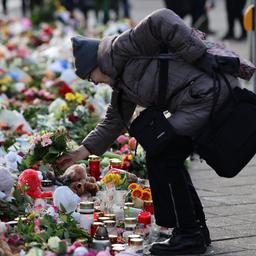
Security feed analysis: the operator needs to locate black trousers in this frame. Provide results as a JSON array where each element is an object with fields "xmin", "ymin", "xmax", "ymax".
[
  {"xmin": 146, "ymin": 135, "xmax": 205, "ymax": 229},
  {"xmin": 225, "ymin": 0, "xmax": 246, "ymax": 35}
]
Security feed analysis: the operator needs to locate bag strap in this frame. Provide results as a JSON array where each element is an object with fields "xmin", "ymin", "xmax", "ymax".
[
  {"xmin": 117, "ymin": 44, "xmax": 169, "ymax": 125},
  {"xmin": 157, "ymin": 45, "xmax": 169, "ymax": 109}
]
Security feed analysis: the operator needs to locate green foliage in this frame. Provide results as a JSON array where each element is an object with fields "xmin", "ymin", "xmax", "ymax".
[
  {"xmin": 128, "ymin": 153, "xmax": 147, "ymax": 179},
  {"xmin": 23, "ymin": 105, "xmax": 49, "ymax": 129},
  {"xmin": 0, "ymin": 186, "xmax": 33, "ymax": 221},
  {"xmin": 66, "ymin": 108, "xmax": 99, "ymax": 144},
  {"xmin": 31, "ymin": 0, "xmax": 56, "ymax": 26},
  {"xmin": 15, "ymin": 213, "xmax": 91, "ymax": 250}
]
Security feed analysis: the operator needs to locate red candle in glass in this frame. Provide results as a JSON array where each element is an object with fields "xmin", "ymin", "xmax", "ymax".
[
  {"xmin": 143, "ymin": 200, "xmax": 154, "ymax": 215},
  {"xmin": 109, "ymin": 158, "xmax": 122, "ymax": 170},
  {"xmin": 91, "ymin": 222, "xmax": 104, "ymax": 237},
  {"xmin": 138, "ymin": 211, "xmax": 151, "ymax": 226},
  {"xmin": 88, "ymin": 155, "xmax": 101, "ymax": 181}
]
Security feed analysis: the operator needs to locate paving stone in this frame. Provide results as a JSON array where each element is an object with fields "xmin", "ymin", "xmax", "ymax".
[
  {"xmin": 213, "ymin": 237, "xmax": 256, "ymax": 250},
  {"xmin": 204, "ymin": 204, "xmax": 256, "ymax": 217},
  {"xmin": 206, "ymin": 215, "xmax": 252, "ymax": 228},
  {"xmin": 223, "ymin": 223, "xmax": 256, "ymax": 237},
  {"xmin": 218, "ymin": 250, "xmax": 256, "ymax": 256}
]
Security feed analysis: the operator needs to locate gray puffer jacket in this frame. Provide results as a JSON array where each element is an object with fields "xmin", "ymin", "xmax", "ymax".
[{"xmin": 81, "ymin": 8, "xmax": 239, "ymax": 155}]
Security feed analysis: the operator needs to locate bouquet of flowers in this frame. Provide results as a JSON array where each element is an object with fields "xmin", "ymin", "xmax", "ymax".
[
  {"xmin": 19, "ymin": 127, "xmax": 70, "ymax": 172},
  {"xmin": 101, "ymin": 169, "xmax": 138, "ymax": 190}
]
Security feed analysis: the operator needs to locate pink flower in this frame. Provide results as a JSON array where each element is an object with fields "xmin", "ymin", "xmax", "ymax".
[
  {"xmin": 32, "ymin": 134, "xmax": 41, "ymax": 145},
  {"xmin": 120, "ymin": 144, "xmax": 129, "ymax": 153},
  {"xmin": 117, "ymin": 135, "xmax": 129, "ymax": 144},
  {"xmin": 34, "ymin": 218, "xmax": 41, "ymax": 233},
  {"xmin": 41, "ymin": 134, "xmax": 52, "ymax": 147}
]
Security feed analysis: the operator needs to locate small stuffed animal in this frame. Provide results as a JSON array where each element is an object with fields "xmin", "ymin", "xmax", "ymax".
[
  {"xmin": 60, "ymin": 164, "xmax": 99, "ymax": 196},
  {"xmin": 0, "ymin": 166, "xmax": 14, "ymax": 201},
  {"xmin": 18, "ymin": 169, "xmax": 52, "ymax": 198}
]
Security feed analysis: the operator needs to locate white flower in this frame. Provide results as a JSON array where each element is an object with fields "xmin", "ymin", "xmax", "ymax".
[{"xmin": 48, "ymin": 236, "xmax": 61, "ymax": 252}]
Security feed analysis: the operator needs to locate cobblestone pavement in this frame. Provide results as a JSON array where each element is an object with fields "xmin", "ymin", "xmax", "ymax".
[{"xmin": 188, "ymin": 156, "xmax": 256, "ymax": 255}]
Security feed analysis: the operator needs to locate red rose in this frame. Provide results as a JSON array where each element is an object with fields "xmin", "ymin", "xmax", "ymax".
[
  {"xmin": 68, "ymin": 114, "xmax": 79, "ymax": 123},
  {"xmin": 57, "ymin": 81, "xmax": 73, "ymax": 96}
]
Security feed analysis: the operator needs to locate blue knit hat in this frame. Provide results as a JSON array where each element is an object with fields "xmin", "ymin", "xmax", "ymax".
[{"xmin": 71, "ymin": 36, "xmax": 100, "ymax": 80}]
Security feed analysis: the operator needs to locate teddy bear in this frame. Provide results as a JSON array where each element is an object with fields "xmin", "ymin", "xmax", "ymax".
[
  {"xmin": 59, "ymin": 164, "xmax": 99, "ymax": 196},
  {"xmin": 17, "ymin": 169, "xmax": 52, "ymax": 198},
  {"xmin": 0, "ymin": 166, "xmax": 14, "ymax": 201}
]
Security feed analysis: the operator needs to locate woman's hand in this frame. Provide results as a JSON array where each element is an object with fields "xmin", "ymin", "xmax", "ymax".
[{"xmin": 55, "ymin": 145, "xmax": 91, "ymax": 171}]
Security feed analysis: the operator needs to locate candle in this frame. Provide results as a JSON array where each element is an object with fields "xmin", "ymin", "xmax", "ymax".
[
  {"xmin": 88, "ymin": 155, "xmax": 101, "ymax": 181},
  {"xmin": 137, "ymin": 211, "xmax": 151, "ymax": 227},
  {"xmin": 143, "ymin": 200, "xmax": 154, "ymax": 214},
  {"xmin": 91, "ymin": 222, "xmax": 104, "ymax": 238},
  {"xmin": 109, "ymin": 158, "xmax": 122, "ymax": 170}
]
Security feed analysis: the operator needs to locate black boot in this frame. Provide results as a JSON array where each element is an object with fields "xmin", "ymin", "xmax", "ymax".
[
  {"xmin": 150, "ymin": 227, "xmax": 207, "ymax": 255},
  {"xmin": 200, "ymin": 222, "xmax": 211, "ymax": 246}
]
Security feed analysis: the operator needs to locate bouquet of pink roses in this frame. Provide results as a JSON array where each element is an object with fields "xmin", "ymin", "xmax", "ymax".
[{"xmin": 19, "ymin": 127, "xmax": 70, "ymax": 172}]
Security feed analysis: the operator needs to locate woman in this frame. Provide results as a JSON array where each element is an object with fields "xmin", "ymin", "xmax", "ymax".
[{"xmin": 57, "ymin": 9, "xmax": 239, "ymax": 255}]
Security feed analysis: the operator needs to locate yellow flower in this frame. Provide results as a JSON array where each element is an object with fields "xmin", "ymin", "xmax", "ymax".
[
  {"xmin": 127, "ymin": 154, "xmax": 133, "ymax": 161},
  {"xmin": 65, "ymin": 92, "xmax": 76, "ymax": 101},
  {"xmin": 75, "ymin": 93, "xmax": 85, "ymax": 104},
  {"xmin": 60, "ymin": 103, "xmax": 69, "ymax": 112},
  {"xmin": 0, "ymin": 76, "xmax": 12, "ymax": 85},
  {"xmin": 112, "ymin": 174, "xmax": 121, "ymax": 186},
  {"xmin": 102, "ymin": 173, "xmax": 113, "ymax": 184}
]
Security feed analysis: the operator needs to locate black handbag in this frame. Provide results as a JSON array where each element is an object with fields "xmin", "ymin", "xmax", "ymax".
[
  {"xmin": 195, "ymin": 73, "xmax": 256, "ymax": 178},
  {"xmin": 117, "ymin": 47, "xmax": 176, "ymax": 155}
]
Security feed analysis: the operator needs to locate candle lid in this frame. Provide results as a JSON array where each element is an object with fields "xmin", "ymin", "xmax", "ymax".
[
  {"xmin": 104, "ymin": 213, "xmax": 116, "ymax": 220},
  {"xmin": 103, "ymin": 220, "xmax": 116, "ymax": 227},
  {"xmin": 89, "ymin": 155, "xmax": 100, "ymax": 161},
  {"xmin": 41, "ymin": 179, "xmax": 53, "ymax": 187},
  {"xmin": 92, "ymin": 222, "xmax": 104, "ymax": 227},
  {"xmin": 130, "ymin": 238, "xmax": 143, "ymax": 246},
  {"xmin": 109, "ymin": 158, "xmax": 122, "ymax": 165},
  {"xmin": 112, "ymin": 244, "xmax": 125, "ymax": 248},
  {"xmin": 98, "ymin": 216, "xmax": 111, "ymax": 222},
  {"xmin": 124, "ymin": 202, "xmax": 134, "ymax": 207},
  {"xmin": 128, "ymin": 234, "xmax": 141, "ymax": 240},
  {"xmin": 144, "ymin": 200, "xmax": 153, "ymax": 206},
  {"xmin": 124, "ymin": 217, "xmax": 137, "ymax": 225},
  {"xmin": 80, "ymin": 201, "xmax": 94, "ymax": 210}
]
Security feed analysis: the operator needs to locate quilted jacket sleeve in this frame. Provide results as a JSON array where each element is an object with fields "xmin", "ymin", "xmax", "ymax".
[
  {"xmin": 111, "ymin": 8, "xmax": 207, "ymax": 76},
  {"xmin": 82, "ymin": 90, "xmax": 136, "ymax": 156}
]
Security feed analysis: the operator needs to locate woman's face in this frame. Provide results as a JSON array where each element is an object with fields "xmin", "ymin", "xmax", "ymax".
[{"xmin": 88, "ymin": 67, "xmax": 111, "ymax": 85}]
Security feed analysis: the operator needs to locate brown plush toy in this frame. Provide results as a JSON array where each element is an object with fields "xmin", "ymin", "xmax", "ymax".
[{"xmin": 60, "ymin": 164, "xmax": 99, "ymax": 196}]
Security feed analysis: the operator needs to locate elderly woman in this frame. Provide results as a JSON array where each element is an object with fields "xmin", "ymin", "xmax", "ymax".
[{"xmin": 57, "ymin": 9, "xmax": 239, "ymax": 255}]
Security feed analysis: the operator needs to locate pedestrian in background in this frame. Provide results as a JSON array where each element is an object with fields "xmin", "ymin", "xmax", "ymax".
[
  {"xmin": 222, "ymin": 0, "xmax": 247, "ymax": 40},
  {"xmin": 1, "ymin": 0, "xmax": 7, "ymax": 15},
  {"xmin": 163, "ymin": 0, "xmax": 215, "ymax": 34}
]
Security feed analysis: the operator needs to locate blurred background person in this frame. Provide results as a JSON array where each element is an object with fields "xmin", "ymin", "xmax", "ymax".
[
  {"xmin": 163, "ymin": 0, "xmax": 191, "ymax": 19},
  {"xmin": 163, "ymin": 0, "xmax": 215, "ymax": 34},
  {"xmin": 1, "ymin": 0, "xmax": 7, "ymax": 15},
  {"xmin": 21, "ymin": 0, "xmax": 43, "ymax": 16},
  {"xmin": 222, "ymin": 0, "xmax": 247, "ymax": 40}
]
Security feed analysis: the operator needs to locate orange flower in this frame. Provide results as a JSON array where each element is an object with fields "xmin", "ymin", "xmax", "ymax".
[
  {"xmin": 128, "ymin": 183, "xmax": 139, "ymax": 191},
  {"xmin": 143, "ymin": 188, "xmax": 151, "ymax": 193},
  {"xmin": 131, "ymin": 188, "xmax": 143, "ymax": 199},
  {"xmin": 140, "ymin": 190, "xmax": 152, "ymax": 201}
]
